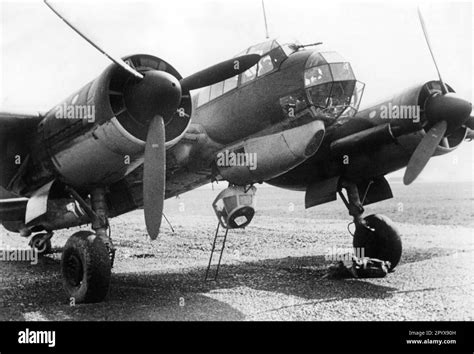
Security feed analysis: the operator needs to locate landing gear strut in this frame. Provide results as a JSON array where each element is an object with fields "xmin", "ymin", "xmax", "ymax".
[
  {"xmin": 338, "ymin": 180, "xmax": 402, "ymax": 270},
  {"xmin": 61, "ymin": 187, "xmax": 114, "ymax": 303},
  {"xmin": 29, "ymin": 232, "xmax": 53, "ymax": 255}
]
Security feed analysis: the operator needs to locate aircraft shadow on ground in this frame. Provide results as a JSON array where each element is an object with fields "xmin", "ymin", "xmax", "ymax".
[{"xmin": 2, "ymin": 245, "xmax": 458, "ymax": 321}]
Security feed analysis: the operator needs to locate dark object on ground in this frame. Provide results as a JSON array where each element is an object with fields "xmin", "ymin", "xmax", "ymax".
[{"xmin": 327, "ymin": 257, "xmax": 391, "ymax": 279}]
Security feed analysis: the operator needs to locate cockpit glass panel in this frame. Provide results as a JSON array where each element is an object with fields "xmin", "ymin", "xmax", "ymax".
[
  {"xmin": 321, "ymin": 105, "xmax": 347, "ymax": 118},
  {"xmin": 237, "ymin": 39, "xmax": 291, "ymax": 58},
  {"xmin": 307, "ymin": 83, "xmax": 333, "ymax": 108},
  {"xmin": 223, "ymin": 75, "xmax": 238, "ymax": 93},
  {"xmin": 305, "ymin": 52, "xmax": 327, "ymax": 68},
  {"xmin": 303, "ymin": 48, "xmax": 364, "ymax": 119},
  {"xmin": 321, "ymin": 51, "xmax": 346, "ymax": 63},
  {"xmin": 209, "ymin": 81, "xmax": 224, "ymax": 101},
  {"xmin": 330, "ymin": 81, "xmax": 355, "ymax": 107},
  {"xmin": 304, "ymin": 65, "xmax": 332, "ymax": 87},
  {"xmin": 350, "ymin": 81, "xmax": 365, "ymax": 110},
  {"xmin": 196, "ymin": 86, "xmax": 210, "ymax": 107},
  {"xmin": 247, "ymin": 40, "xmax": 274, "ymax": 55},
  {"xmin": 341, "ymin": 107, "xmax": 358, "ymax": 118},
  {"xmin": 258, "ymin": 55, "xmax": 274, "ymax": 76},
  {"xmin": 270, "ymin": 46, "xmax": 287, "ymax": 68},
  {"xmin": 306, "ymin": 80, "xmax": 364, "ymax": 119},
  {"xmin": 280, "ymin": 44, "xmax": 294, "ymax": 56},
  {"xmin": 330, "ymin": 63, "xmax": 355, "ymax": 81},
  {"xmin": 241, "ymin": 65, "xmax": 257, "ymax": 84}
]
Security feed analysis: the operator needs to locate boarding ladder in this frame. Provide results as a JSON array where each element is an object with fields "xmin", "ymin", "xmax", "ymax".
[{"xmin": 205, "ymin": 222, "xmax": 230, "ymax": 281}]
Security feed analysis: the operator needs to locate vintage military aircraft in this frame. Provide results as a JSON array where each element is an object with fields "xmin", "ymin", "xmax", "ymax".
[{"xmin": 0, "ymin": 1, "xmax": 472, "ymax": 303}]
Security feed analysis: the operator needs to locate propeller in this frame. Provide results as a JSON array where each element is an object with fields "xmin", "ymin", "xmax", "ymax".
[
  {"xmin": 180, "ymin": 54, "xmax": 261, "ymax": 91},
  {"xmin": 44, "ymin": 0, "xmax": 261, "ymax": 239},
  {"xmin": 44, "ymin": 0, "xmax": 143, "ymax": 80},
  {"xmin": 403, "ymin": 8, "xmax": 472, "ymax": 185},
  {"xmin": 143, "ymin": 117, "xmax": 166, "ymax": 239},
  {"xmin": 403, "ymin": 121, "xmax": 447, "ymax": 185},
  {"xmin": 416, "ymin": 8, "xmax": 448, "ymax": 95}
]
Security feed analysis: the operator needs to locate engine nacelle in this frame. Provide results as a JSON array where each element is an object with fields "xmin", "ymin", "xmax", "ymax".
[
  {"xmin": 355, "ymin": 81, "xmax": 466, "ymax": 155},
  {"xmin": 214, "ymin": 120, "xmax": 325, "ymax": 185},
  {"xmin": 35, "ymin": 54, "xmax": 192, "ymax": 188}
]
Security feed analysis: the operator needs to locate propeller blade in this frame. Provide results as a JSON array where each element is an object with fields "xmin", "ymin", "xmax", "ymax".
[
  {"xmin": 440, "ymin": 137, "xmax": 449, "ymax": 148},
  {"xmin": 180, "ymin": 54, "xmax": 261, "ymax": 91},
  {"xmin": 417, "ymin": 7, "xmax": 448, "ymax": 94},
  {"xmin": 143, "ymin": 116, "xmax": 166, "ymax": 240},
  {"xmin": 44, "ymin": 0, "xmax": 143, "ymax": 80},
  {"xmin": 403, "ymin": 120, "xmax": 447, "ymax": 185}
]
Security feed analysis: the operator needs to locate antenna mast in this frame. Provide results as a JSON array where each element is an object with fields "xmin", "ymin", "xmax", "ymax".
[{"xmin": 261, "ymin": 0, "xmax": 270, "ymax": 39}]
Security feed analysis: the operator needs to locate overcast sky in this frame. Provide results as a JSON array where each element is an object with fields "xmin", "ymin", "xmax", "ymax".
[{"xmin": 0, "ymin": 0, "xmax": 472, "ymax": 182}]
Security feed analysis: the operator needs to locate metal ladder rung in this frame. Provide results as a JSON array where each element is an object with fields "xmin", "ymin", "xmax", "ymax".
[{"xmin": 205, "ymin": 223, "xmax": 229, "ymax": 281}]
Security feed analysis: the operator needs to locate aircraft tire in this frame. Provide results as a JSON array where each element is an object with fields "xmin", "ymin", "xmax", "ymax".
[
  {"xmin": 30, "ymin": 233, "xmax": 52, "ymax": 255},
  {"xmin": 353, "ymin": 214, "xmax": 402, "ymax": 270},
  {"xmin": 61, "ymin": 231, "xmax": 111, "ymax": 303}
]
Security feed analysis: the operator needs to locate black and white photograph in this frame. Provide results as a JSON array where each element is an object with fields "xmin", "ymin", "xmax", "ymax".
[{"xmin": 0, "ymin": 0, "xmax": 472, "ymax": 352}]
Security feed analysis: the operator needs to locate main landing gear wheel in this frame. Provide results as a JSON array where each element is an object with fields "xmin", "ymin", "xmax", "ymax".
[
  {"xmin": 61, "ymin": 230, "xmax": 111, "ymax": 303},
  {"xmin": 29, "ymin": 233, "xmax": 52, "ymax": 255},
  {"xmin": 353, "ymin": 214, "xmax": 402, "ymax": 270}
]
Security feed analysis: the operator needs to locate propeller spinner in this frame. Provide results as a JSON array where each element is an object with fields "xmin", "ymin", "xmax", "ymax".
[{"xmin": 44, "ymin": 0, "xmax": 261, "ymax": 239}]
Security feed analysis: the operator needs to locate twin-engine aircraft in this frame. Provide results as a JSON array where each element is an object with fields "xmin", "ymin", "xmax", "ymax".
[{"xmin": 0, "ymin": 2, "xmax": 472, "ymax": 303}]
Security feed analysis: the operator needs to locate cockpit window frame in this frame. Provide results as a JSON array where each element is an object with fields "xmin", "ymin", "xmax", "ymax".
[
  {"xmin": 329, "ymin": 63, "xmax": 355, "ymax": 82},
  {"xmin": 238, "ymin": 45, "xmax": 287, "ymax": 87},
  {"xmin": 196, "ymin": 39, "xmax": 291, "ymax": 108},
  {"xmin": 304, "ymin": 50, "xmax": 364, "ymax": 119},
  {"xmin": 320, "ymin": 51, "xmax": 346, "ymax": 64}
]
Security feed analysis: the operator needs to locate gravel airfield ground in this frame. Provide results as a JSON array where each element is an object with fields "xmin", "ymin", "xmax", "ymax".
[{"xmin": 0, "ymin": 182, "xmax": 472, "ymax": 321}]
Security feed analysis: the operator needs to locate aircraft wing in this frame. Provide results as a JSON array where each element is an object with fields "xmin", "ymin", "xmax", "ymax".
[
  {"xmin": 0, "ymin": 111, "xmax": 43, "ymax": 189},
  {"xmin": 0, "ymin": 184, "xmax": 26, "ymax": 221},
  {"xmin": 0, "ymin": 197, "xmax": 28, "ymax": 222},
  {"xmin": 0, "ymin": 111, "xmax": 43, "ymax": 133}
]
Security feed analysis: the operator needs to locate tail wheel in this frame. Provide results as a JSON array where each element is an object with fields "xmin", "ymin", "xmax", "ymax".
[
  {"xmin": 29, "ymin": 233, "xmax": 52, "ymax": 255},
  {"xmin": 61, "ymin": 231, "xmax": 111, "ymax": 303},
  {"xmin": 353, "ymin": 214, "xmax": 402, "ymax": 270}
]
